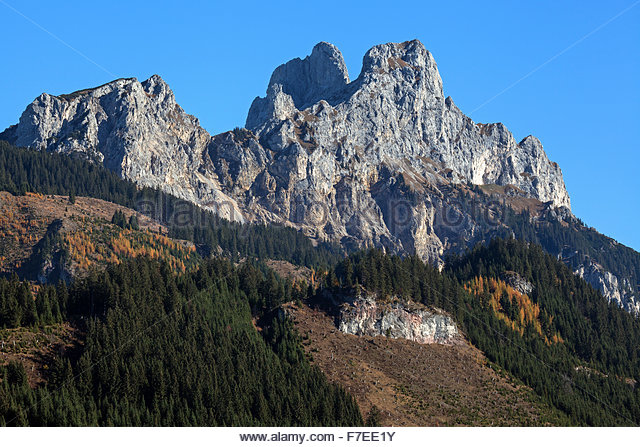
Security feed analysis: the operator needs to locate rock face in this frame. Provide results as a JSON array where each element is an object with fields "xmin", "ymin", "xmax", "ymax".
[
  {"xmin": 1, "ymin": 75, "xmax": 243, "ymax": 222},
  {"xmin": 248, "ymin": 40, "xmax": 569, "ymax": 203},
  {"xmin": 337, "ymin": 294, "xmax": 459, "ymax": 345},
  {"xmin": 500, "ymin": 271, "xmax": 534, "ymax": 295},
  {"xmin": 240, "ymin": 40, "xmax": 570, "ymax": 262},
  {"xmin": 575, "ymin": 260, "xmax": 640, "ymax": 315},
  {"xmin": 246, "ymin": 42, "xmax": 349, "ymax": 128}
]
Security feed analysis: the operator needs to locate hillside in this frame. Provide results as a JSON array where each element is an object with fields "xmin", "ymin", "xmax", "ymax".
[
  {"xmin": 2, "ymin": 228, "xmax": 640, "ymax": 425},
  {"xmin": 0, "ymin": 191, "xmax": 197, "ymax": 282},
  {"xmin": 0, "ymin": 258, "xmax": 362, "ymax": 426},
  {"xmin": 0, "ymin": 140, "xmax": 344, "ymax": 269},
  {"xmin": 321, "ymin": 242, "xmax": 640, "ymax": 425},
  {"xmin": 285, "ymin": 301, "xmax": 565, "ymax": 426}
]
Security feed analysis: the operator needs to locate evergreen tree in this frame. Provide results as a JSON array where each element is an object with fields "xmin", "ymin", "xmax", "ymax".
[{"xmin": 128, "ymin": 214, "xmax": 139, "ymax": 231}]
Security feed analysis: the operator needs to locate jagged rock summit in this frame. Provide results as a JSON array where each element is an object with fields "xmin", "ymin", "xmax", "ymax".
[
  {"xmin": 246, "ymin": 39, "xmax": 570, "ymax": 211},
  {"xmin": 247, "ymin": 42, "xmax": 349, "ymax": 128}
]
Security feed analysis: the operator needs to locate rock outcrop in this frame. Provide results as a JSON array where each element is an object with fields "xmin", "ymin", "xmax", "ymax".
[
  {"xmin": 500, "ymin": 271, "xmax": 534, "ymax": 295},
  {"xmin": 246, "ymin": 42, "xmax": 349, "ymax": 128},
  {"xmin": 337, "ymin": 294, "xmax": 459, "ymax": 345},
  {"xmin": 575, "ymin": 260, "xmax": 640, "ymax": 315}
]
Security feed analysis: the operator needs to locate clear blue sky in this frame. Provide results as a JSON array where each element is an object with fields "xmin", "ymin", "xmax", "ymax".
[{"xmin": 1, "ymin": 0, "xmax": 638, "ymax": 250}]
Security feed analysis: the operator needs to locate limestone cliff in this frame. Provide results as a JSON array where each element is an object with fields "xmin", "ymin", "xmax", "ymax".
[
  {"xmin": 240, "ymin": 40, "xmax": 570, "ymax": 262},
  {"xmin": 1, "ymin": 40, "xmax": 570, "ymax": 259},
  {"xmin": 575, "ymin": 260, "xmax": 640, "ymax": 315}
]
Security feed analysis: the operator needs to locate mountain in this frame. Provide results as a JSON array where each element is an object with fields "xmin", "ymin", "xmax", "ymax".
[
  {"xmin": 0, "ymin": 40, "xmax": 569, "ymax": 248},
  {"xmin": 4, "ymin": 39, "xmax": 640, "ymax": 428},
  {"xmin": 0, "ymin": 76, "xmax": 243, "ymax": 222},
  {"xmin": 0, "ymin": 142, "xmax": 567, "ymax": 427},
  {"xmin": 1, "ymin": 40, "xmax": 637, "ymax": 314}
]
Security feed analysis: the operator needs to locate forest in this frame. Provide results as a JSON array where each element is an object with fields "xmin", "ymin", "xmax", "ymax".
[
  {"xmin": 326, "ymin": 239, "xmax": 640, "ymax": 425},
  {"xmin": 500, "ymin": 206, "xmax": 640, "ymax": 302},
  {"xmin": 2, "ymin": 140, "xmax": 640, "ymax": 426},
  {"xmin": 5, "ymin": 238, "xmax": 638, "ymax": 425},
  {"xmin": 0, "ymin": 258, "xmax": 362, "ymax": 426}
]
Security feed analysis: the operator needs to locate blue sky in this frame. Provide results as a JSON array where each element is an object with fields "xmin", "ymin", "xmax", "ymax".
[{"xmin": 1, "ymin": 0, "xmax": 638, "ymax": 250}]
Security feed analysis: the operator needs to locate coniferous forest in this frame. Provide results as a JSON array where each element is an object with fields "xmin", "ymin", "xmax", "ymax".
[
  {"xmin": 0, "ymin": 258, "xmax": 362, "ymax": 426},
  {"xmin": 2, "ymin": 140, "xmax": 640, "ymax": 426},
  {"xmin": 0, "ymin": 141, "xmax": 343, "ymax": 268}
]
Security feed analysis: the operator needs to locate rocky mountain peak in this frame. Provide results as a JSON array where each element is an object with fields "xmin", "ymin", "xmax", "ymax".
[
  {"xmin": 54, "ymin": 77, "xmax": 137, "ymax": 100},
  {"xmin": 359, "ymin": 39, "xmax": 443, "ymax": 97},
  {"xmin": 246, "ymin": 42, "xmax": 349, "ymax": 129},
  {"xmin": 270, "ymin": 41, "xmax": 348, "ymax": 107},
  {"xmin": 0, "ymin": 75, "xmax": 244, "ymax": 222},
  {"xmin": 141, "ymin": 74, "xmax": 174, "ymax": 102},
  {"xmin": 6, "ymin": 76, "xmax": 185, "ymax": 154},
  {"xmin": 244, "ymin": 40, "xmax": 569, "ymax": 204}
]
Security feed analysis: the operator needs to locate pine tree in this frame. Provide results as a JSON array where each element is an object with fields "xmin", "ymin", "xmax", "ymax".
[{"xmin": 128, "ymin": 214, "xmax": 139, "ymax": 231}]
